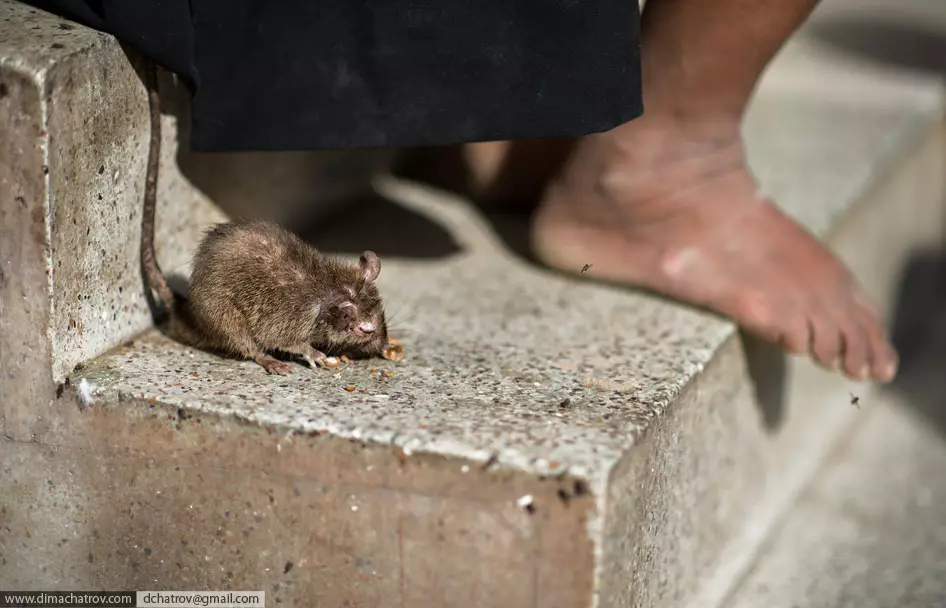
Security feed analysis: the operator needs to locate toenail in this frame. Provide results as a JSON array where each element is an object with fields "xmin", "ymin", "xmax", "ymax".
[
  {"xmin": 829, "ymin": 357, "xmax": 840, "ymax": 370},
  {"xmin": 883, "ymin": 362, "xmax": 898, "ymax": 381},
  {"xmin": 857, "ymin": 364, "xmax": 870, "ymax": 380}
]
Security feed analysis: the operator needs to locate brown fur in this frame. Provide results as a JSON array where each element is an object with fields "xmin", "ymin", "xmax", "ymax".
[
  {"xmin": 187, "ymin": 220, "xmax": 391, "ymax": 362},
  {"xmin": 138, "ymin": 59, "xmax": 394, "ymax": 374}
]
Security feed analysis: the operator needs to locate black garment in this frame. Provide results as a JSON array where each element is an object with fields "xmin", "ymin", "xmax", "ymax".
[{"xmin": 21, "ymin": 0, "xmax": 643, "ymax": 153}]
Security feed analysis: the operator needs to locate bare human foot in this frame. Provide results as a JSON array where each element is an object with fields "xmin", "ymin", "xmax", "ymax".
[
  {"xmin": 398, "ymin": 0, "xmax": 897, "ymax": 381},
  {"xmin": 530, "ymin": 116, "xmax": 898, "ymax": 382}
]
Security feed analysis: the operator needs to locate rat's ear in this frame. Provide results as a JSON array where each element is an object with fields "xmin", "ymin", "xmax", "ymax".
[{"xmin": 359, "ymin": 251, "xmax": 381, "ymax": 283}]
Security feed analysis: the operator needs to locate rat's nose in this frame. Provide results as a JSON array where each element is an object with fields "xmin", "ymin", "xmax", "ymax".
[{"xmin": 358, "ymin": 321, "xmax": 376, "ymax": 334}]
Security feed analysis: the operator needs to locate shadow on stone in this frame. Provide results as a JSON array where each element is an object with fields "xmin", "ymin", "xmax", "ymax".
[
  {"xmin": 121, "ymin": 50, "xmax": 461, "ymax": 262},
  {"xmin": 300, "ymin": 191, "xmax": 463, "ymax": 259},
  {"xmin": 808, "ymin": 18, "xmax": 946, "ymax": 75},
  {"xmin": 741, "ymin": 332, "xmax": 788, "ymax": 434},
  {"xmin": 392, "ymin": 142, "xmax": 569, "ymax": 264},
  {"xmin": 164, "ymin": 74, "xmax": 394, "ymax": 230},
  {"xmin": 887, "ymin": 249, "xmax": 946, "ymax": 440}
]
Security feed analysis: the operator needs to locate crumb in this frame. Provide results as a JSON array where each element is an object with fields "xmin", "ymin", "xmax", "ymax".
[
  {"xmin": 516, "ymin": 494, "xmax": 535, "ymax": 514},
  {"xmin": 369, "ymin": 369, "xmax": 378, "ymax": 375},
  {"xmin": 344, "ymin": 386, "xmax": 356, "ymax": 392},
  {"xmin": 382, "ymin": 342, "xmax": 404, "ymax": 362},
  {"xmin": 382, "ymin": 371, "xmax": 394, "ymax": 378},
  {"xmin": 76, "ymin": 378, "xmax": 95, "ymax": 407}
]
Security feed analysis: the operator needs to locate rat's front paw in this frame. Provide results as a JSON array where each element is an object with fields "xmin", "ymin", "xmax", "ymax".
[
  {"xmin": 302, "ymin": 346, "xmax": 339, "ymax": 369},
  {"xmin": 256, "ymin": 354, "xmax": 294, "ymax": 375},
  {"xmin": 311, "ymin": 355, "xmax": 341, "ymax": 369}
]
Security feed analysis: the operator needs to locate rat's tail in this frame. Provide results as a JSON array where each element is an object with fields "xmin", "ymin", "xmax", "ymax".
[{"xmin": 140, "ymin": 57, "xmax": 175, "ymax": 316}]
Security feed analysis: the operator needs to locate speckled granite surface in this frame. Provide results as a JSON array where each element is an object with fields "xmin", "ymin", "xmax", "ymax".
[
  {"xmin": 75, "ymin": 41, "xmax": 945, "ymax": 481},
  {"xmin": 77, "ymin": 231, "xmax": 729, "ymax": 485}
]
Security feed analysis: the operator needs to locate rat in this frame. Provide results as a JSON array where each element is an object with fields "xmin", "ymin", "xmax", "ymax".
[{"xmin": 138, "ymin": 58, "xmax": 403, "ymax": 374}]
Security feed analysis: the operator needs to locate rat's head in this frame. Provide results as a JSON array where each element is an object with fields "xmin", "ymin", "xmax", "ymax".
[{"xmin": 324, "ymin": 251, "xmax": 390, "ymax": 353}]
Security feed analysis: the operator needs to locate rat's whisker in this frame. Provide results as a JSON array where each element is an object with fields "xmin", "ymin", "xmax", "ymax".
[{"xmin": 385, "ymin": 304, "xmax": 417, "ymax": 328}]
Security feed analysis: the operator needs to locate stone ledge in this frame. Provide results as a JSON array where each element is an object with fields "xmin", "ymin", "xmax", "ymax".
[
  {"xmin": 0, "ymin": 0, "xmax": 396, "ymax": 395},
  {"xmin": 0, "ymin": 0, "xmax": 226, "ymax": 392},
  {"xmin": 65, "ymin": 86, "xmax": 946, "ymax": 603}
]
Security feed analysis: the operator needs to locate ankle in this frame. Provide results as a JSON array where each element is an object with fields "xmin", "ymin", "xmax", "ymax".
[
  {"xmin": 612, "ymin": 106, "xmax": 742, "ymax": 155},
  {"xmin": 574, "ymin": 113, "xmax": 748, "ymax": 223},
  {"xmin": 597, "ymin": 108, "xmax": 746, "ymax": 191}
]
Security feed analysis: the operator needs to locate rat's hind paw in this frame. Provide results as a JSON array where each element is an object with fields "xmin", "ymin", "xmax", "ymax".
[{"xmin": 255, "ymin": 354, "xmax": 294, "ymax": 375}]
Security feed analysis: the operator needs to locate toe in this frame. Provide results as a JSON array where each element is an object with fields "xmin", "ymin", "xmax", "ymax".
[
  {"xmin": 778, "ymin": 314, "xmax": 811, "ymax": 356},
  {"xmin": 839, "ymin": 317, "xmax": 870, "ymax": 381},
  {"xmin": 849, "ymin": 289, "xmax": 898, "ymax": 381},
  {"xmin": 808, "ymin": 312, "xmax": 843, "ymax": 370},
  {"xmin": 872, "ymin": 343, "xmax": 899, "ymax": 383},
  {"xmin": 862, "ymin": 313, "xmax": 898, "ymax": 382},
  {"xmin": 877, "ymin": 347, "xmax": 899, "ymax": 383},
  {"xmin": 726, "ymin": 290, "xmax": 782, "ymax": 344}
]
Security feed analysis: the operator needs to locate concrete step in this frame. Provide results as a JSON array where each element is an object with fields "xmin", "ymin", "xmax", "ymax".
[
  {"xmin": 2, "ymin": 2, "xmax": 946, "ymax": 608},
  {"xmin": 0, "ymin": 0, "xmax": 393, "ymax": 431},
  {"xmin": 0, "ymin": 6, "xmax": 221, "ymax": 424}
]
